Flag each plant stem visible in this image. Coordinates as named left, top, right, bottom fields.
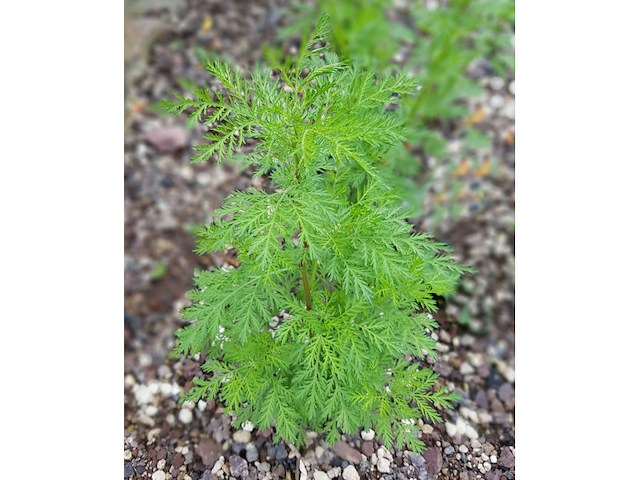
left=300, top=260, right=312, bottom=310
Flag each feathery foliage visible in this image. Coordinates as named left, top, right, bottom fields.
left=164, top=14, right=468, bottom=452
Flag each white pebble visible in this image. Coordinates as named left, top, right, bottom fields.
left=490, top=77, right=505, bottom=91
left=124, top=449, right=132, bottom=460
left=445, top=422, right=457, bottom=437
left=134, top=385, right=153, bottom=404
left=327, top=467, right=342, bottom=479
left=145, top=405, right=158, bottom=417
left=242, top=421, right=255, bottom=432
left=458, top=445, right=468, bottom=454
left=139, top=353, right=153, bottom=367
left=315, top=446, right=325, bottom=460
left=377, top=446, right=392, bottom=460
left=152, top=471, right=165, bottom=480
left=198, top=400, right=207, bottom=411
left=212, top=456, right=225, bottom=473
left=471, top=439, right=481, bottom=449
left=178, top=408, right=193, bottom=424
left=460, top=362, right=474, bottom=375
left=422, top=424, right=434, bottom=434
left=456, top=418, right=467, bottom=436
left=124, top=375, right=135, bottom=388
left=157, top=459, right=166, bottom=469
left=508, top=81, right=516, bottom=95
left=490, top=95, right=505, bottom=109
left=377, top=458, right=391, bottom=473
left=160, top=383, right=173, bottom=396
left=361, top=429, right=375, bottom=441
left=481, top=453, right=489, bottom=461
left=342, top=465, right=360, bottom=480
left=148, top=382, right=161, bottom=394
left=314, top=472, right=330, bottom=480
left=479, top=412, right=493, bottom=424
left=300, top=460, right=308, bottom=480
left=490, top=455, right=498, bottom=463
left=465, top=425, right=479, bottom=440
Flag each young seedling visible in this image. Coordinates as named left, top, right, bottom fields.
left=164, top=15, right=468, bottom=452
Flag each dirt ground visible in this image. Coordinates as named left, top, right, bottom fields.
left=124, top=1, right=515, bottom=479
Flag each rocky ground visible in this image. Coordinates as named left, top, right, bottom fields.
left=124, top=1, right=515, bottom=479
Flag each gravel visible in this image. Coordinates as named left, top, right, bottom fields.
left=342, top=465, right=360, bottom=480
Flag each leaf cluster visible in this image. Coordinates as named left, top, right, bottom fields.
left=165, top=15, right=468, bottom=452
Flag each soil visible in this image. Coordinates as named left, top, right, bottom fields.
left=124, top=1, right=515, bottom=479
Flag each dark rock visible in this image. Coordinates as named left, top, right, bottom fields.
left=475, top=390, right=489, bottom=410
left=498, top=447, right=515, bottom=468
left=156, top=447, right=167, bottom=460
left=143, top=125, right=188, bottom=153
left=229, top=454, right=249, bottom=480
left=274, top=442, right=288, bottom=461
left=232, top=442, right=246, bottom=455
left=200, top=471, right=212, bottom=480
left=195, top=438, right=221, bottom=467
left=361, top=441, right=374, bottom=457
left=423, top=447, right=443, bottom=475
left=272, top=463, right=285, bottom=479
left=173, top=453, right=185, bottom=468
left=332, top=440, right=362, bottom=464
left=407, top=452, right=428, bottom=480
left=498, top=383, right=515, bottom=403
left=245, top=443, right=259, bottom=463
left=124, top=462, right=134, bottom=478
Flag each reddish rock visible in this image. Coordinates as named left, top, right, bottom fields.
left=195, top=438, right=221, bottom=467
left=423, top=447, right=443, bottom=475
left=144, top=125, right=188, bottom=153
left=361, top=441, right=374, bottom=457
left=498, top=447, right=515, bottom=468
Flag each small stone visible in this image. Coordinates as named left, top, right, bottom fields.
left=157, top=459, right=166, bottom=470
left=421, top=424, right=434, bottom=435
left=445, top=422, right=457, bottom=437
left=315, top=446, right=325, bottom=460
left=458, top=445, right=468, bottom=454
left=242, top=421, right=255, bottom=432
left=134, top=385, right=153, bottom=404
left=300, top=460, right=308, bottom=480
left=246, top=443, right=259, bottom=463
left=152, top=471, right=165, bottom=480
left=314, top=472, right=330, bottom=480
left=327, top=467, right=341, bottom=479
left=160, top=383, right=173, bottom=396
left=498, top=447, right=515, bottom=468
left=376, top=446, right=392, bottom=461
left=456, top=417, right=467, bottom=436
left=139, top=352, right=153, bottom=367
left=144, top=125, right=188, bottom=153
left=332, top=441, right=362, bottom=464
left=377, top=458, right=391, bottom=473
left=233, top=430, right=252, bottom=444
left=342, top=465, right=360, bottom=480
left=490, top=455, right=497, bottom=463
left=423, top=448, right=443, bottom=475
left=124, top=449, right=132, bottom=460
left=360, top=429, right=375, bottom=441
left=498, top=383, right=515, bottom=403
left=274, top=443, right=288, bottom=461
left=490, top=94, right=505, bottom=109
left=443, top=446, right=454, bottom=455
left=258, top=462, right=271, bottom=472
left=361, top=441, right=374, bottom=457
left=471, top=439, right=481, bottom=449
left=489, top=77, right=505, bottom=91
left=196, top=439, right=221, bottom=468
left=145, top=405, right=158, bottom=417
left=198, top=400, right=207, bottom=411
left=465, top=425, right=479, bottom=440
left=229, top=455, right=249, bottom=479
left=460, top=362, right=474, bottom=375
left=509, top=81, right=516, bottom=95
left=479, top=412, right=493, bottom=424
left=178, top=408, right=193, bottom=424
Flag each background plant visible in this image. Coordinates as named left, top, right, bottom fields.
left=164, top=16, right=468, bottom=452
left=279, top=0, right=515, bottom=223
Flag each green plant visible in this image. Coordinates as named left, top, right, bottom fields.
left=164, top=16, right=467, bottom=452
left=280, top=0, right=514, bottom=224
